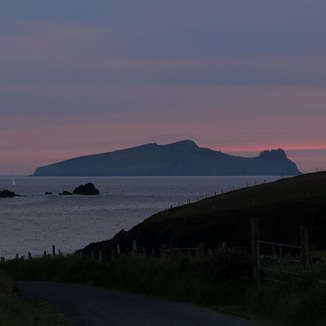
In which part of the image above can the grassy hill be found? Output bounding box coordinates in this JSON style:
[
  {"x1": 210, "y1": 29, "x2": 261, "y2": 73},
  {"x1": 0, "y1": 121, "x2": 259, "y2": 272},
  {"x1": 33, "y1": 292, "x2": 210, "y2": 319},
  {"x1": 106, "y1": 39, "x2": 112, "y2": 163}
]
[{"x1": 78, "y1": 171, "x2": 326, "y2": 257}]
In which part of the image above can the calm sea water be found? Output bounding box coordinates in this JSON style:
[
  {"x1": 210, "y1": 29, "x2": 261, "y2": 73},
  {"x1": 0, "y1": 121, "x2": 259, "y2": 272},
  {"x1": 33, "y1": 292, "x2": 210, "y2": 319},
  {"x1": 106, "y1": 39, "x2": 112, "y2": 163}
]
[{"x1": 0, "y1": 176, "x2": 280, "y2": 258}]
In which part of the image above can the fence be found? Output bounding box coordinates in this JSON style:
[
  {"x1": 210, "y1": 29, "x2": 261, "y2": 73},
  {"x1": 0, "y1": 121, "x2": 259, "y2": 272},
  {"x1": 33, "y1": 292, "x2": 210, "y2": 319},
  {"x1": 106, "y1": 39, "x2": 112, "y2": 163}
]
[
  {"x1": 1, "y1": 219, "x2": 312, "y2": 285},
  {"x1": 251, "y1": 218, "x2": 310, "y2": 283},
  {"x1": 0, "y1": 245, "x2": 65, "y2": 263},
  {"x1": 87, "y1": 242, "x2": 220, "y2": 261}
]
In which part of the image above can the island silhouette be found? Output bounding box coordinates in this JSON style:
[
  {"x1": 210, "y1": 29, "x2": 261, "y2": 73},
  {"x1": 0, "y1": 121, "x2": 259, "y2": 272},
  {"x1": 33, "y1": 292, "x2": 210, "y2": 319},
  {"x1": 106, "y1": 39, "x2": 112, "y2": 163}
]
[{"x1": 33, "y1": 140, "x2": 300, "y2": 176}]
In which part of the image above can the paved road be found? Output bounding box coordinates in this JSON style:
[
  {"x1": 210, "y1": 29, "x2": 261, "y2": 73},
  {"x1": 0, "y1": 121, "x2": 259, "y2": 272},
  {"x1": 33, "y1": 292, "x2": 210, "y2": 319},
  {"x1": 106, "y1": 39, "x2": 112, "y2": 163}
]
[{"x1": 15, "y1": 281, "x2": 263, "y2": 326}]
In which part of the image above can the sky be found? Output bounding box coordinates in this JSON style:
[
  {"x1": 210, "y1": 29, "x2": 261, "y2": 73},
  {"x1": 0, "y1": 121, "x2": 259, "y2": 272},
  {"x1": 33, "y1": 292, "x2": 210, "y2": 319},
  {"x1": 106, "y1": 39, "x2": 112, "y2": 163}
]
[{"x1": 1, "y1": 1, "x2": 326, "y2": 175}]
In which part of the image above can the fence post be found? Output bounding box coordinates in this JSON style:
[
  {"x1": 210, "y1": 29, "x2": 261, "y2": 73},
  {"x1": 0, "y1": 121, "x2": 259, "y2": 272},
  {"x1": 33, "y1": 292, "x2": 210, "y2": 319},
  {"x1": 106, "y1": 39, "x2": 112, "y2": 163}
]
[
  {"x1": 160, "y1": 244, "x2": 167, "y2": 260},
  {"x1": 52, "y1": 245, "x2": 56, "y2": 257},
  {"x1": 132, "y1": 240, "x2": 137, "y2": 257},
  {"x1": 197, "y1": 243, "x2": 205, "y2": 258},
  {"x1": 279, "y1": 245, "x2": 283, "y2": 282},
  {"x1": 251, "y1": 218, "x2": 260, "y2": 283},
  {"x1": 300, "y1": 225, "x2": 310, "y2": 270}
]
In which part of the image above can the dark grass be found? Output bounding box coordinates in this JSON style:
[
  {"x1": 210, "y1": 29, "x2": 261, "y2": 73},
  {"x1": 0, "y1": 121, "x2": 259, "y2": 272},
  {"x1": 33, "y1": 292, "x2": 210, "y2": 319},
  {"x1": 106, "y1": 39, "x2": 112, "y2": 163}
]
[
  {"x1": 2, "y1": 251, "x2": 326, "y2": 326},
  {"x1": 0, "y1": 270, "x2": 73, "y2": 326}
]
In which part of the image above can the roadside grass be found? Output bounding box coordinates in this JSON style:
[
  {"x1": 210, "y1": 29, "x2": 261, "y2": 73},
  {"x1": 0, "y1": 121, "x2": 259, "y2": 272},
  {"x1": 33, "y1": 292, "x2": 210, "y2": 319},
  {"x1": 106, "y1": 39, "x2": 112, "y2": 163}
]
[
  {"x1": 0, "y1": 270, "x2": 73, "y2": 326},
  {"x1": 2, "y1": 251, "x2": 326, "y2": 326}
]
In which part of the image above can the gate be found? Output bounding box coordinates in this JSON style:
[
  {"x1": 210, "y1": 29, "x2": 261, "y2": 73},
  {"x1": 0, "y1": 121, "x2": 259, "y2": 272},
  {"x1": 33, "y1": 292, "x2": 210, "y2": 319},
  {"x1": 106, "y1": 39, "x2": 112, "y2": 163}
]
[{"x1": 251, "y1": 218, "x2": 310, "y2": 283}]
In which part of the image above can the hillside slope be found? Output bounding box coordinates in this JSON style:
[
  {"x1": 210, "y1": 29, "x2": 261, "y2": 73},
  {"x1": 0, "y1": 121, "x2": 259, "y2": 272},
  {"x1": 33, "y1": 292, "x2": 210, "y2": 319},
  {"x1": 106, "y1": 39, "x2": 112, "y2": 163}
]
[
  {"x1": 33, "y1": 140, "x2": 300, "y2": 176},
  {"x1": 77, "y1": 172, "x2": 326, "y2": 257}
]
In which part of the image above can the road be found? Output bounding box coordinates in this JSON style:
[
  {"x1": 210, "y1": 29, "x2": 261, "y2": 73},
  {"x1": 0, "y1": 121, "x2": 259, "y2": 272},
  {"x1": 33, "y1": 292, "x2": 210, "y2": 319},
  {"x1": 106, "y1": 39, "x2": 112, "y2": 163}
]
[{"x1": 15, "y1": 281, "x2": 264, "y2": 326}]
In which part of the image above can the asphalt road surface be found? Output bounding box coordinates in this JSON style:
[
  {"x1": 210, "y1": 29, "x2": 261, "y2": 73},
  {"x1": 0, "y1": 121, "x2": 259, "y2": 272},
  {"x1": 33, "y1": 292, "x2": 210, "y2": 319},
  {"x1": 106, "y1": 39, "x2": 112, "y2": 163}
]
[{"x1": 15, "y1": 281, "x2": 264, "y2": 326}]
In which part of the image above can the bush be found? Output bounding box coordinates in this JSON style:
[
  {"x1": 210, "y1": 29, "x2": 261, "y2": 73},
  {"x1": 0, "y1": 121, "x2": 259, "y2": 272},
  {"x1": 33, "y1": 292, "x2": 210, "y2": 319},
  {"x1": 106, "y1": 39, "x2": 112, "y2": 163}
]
[
  {"x1": 197, "y1": 249, "x2": 251, "y2": 280},
  {"x1": 251, "y1": 272, "x2": 326, "y2": 325}
]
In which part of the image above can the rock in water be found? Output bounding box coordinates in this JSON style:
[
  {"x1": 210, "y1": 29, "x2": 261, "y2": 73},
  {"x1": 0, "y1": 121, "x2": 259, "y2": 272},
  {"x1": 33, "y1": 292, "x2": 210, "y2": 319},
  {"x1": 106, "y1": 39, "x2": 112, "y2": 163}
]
[
  {"x1": 0, "y1": 189, "x2": 19, "y2": 197},
  {"x1": 73, "y1": 183, "x2": 100, "y2": 195},
  {"x1": 59, "y1": 191, "x2": 72, "y2": 196}
]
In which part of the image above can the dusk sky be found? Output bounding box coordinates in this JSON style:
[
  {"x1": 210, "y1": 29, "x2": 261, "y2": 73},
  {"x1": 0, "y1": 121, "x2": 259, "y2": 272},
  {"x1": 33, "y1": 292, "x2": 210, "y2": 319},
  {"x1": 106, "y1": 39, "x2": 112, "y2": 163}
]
[{"x1": 1, "y1": 1, "x2": 326, "y2": 175}]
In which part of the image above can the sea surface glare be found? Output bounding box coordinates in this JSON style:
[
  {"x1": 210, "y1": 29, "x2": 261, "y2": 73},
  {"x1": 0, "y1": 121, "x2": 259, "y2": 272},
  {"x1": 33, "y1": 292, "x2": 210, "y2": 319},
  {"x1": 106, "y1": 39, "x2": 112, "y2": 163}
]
[{"x1": 0, "y1": 176, "x2": 279, "y2": 258}]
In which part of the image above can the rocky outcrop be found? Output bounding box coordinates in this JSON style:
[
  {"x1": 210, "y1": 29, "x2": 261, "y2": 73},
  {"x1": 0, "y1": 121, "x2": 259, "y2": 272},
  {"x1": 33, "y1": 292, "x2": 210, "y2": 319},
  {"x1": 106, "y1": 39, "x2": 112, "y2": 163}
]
[
  {"x1": 58, "y1": 183, "x2": 100, "y2": 196},
  {"x1": 73, "y1": 183, "x2": 100, "y2": 195},
  {"x1": 0, "y1": 189, "x2": 20, "y2": 198},
  {"x1": 59, "y1": 191, "x2": 72, "y2": 196},
  {"x1": 75, "y1": 229, "x2": 126, "y2": 258}
]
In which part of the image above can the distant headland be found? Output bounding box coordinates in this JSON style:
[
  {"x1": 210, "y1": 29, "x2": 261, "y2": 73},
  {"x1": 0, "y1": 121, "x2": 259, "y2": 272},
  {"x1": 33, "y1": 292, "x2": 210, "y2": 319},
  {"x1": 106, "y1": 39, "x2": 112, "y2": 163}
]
[{"x1": 32, "y1": 140, "x2": 301, "y2": 176}]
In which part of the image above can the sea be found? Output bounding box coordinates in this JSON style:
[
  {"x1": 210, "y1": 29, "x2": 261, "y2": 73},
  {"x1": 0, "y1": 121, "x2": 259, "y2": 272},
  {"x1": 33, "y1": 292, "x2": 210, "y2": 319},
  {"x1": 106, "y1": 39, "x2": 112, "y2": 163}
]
[{"x1": 0, "y1": 176, "x2": 281, "y2": 259}]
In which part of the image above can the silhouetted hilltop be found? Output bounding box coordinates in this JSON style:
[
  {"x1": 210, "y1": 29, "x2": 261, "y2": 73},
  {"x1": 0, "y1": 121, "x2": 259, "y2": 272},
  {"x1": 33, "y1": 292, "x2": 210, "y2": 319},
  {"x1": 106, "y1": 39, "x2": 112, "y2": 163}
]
[{"x1": 33, "y1": 140, "x2": 300, "y2": 176}]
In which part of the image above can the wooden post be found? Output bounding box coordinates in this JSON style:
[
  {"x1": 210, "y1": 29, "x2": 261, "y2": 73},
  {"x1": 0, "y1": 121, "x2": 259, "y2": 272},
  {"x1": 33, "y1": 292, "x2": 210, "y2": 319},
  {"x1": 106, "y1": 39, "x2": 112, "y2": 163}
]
[
  {"x1": 52, "y1": 245, "x2": 56, "y2": 257},
  {"x1": 251, "y1": 218, "x2": 260, "y2": 283},
  {"x1": 132, "y1": 240, "x2": 137, "y2": 257},
  {"x1": 197, "y1": 243, "x2": 205, "y2": 258},
  {"x1": 300, "y1": 225, "x2": 310, "y2": 270},
  {"x1": 279, "y1": 245, "x2": 283, "y2": 282},
  {"x1": 160, "y1": 244, "x2": 167, "y2": 260}
]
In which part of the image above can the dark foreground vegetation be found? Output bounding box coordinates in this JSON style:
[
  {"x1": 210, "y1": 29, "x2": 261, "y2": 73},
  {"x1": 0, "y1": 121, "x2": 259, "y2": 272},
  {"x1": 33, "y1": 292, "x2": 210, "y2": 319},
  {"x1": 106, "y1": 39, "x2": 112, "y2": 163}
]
[
  {"x1": 0, "y1": 269, "x2": 72, "y2": 326},
  {"x1": 2, "y1": 252, "x2": 326, "y2": 326}
]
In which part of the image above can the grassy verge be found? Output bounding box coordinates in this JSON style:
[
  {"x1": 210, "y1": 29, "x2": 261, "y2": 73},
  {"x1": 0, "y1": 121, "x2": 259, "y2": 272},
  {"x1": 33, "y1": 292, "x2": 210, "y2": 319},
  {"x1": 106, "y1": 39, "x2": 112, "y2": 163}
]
[
  {"x1": 2, "y1": 251, "x2": 326, "y2": 326},
  {"x1": 0, "y1": 270, "x2": 73, "y2": 326}
]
